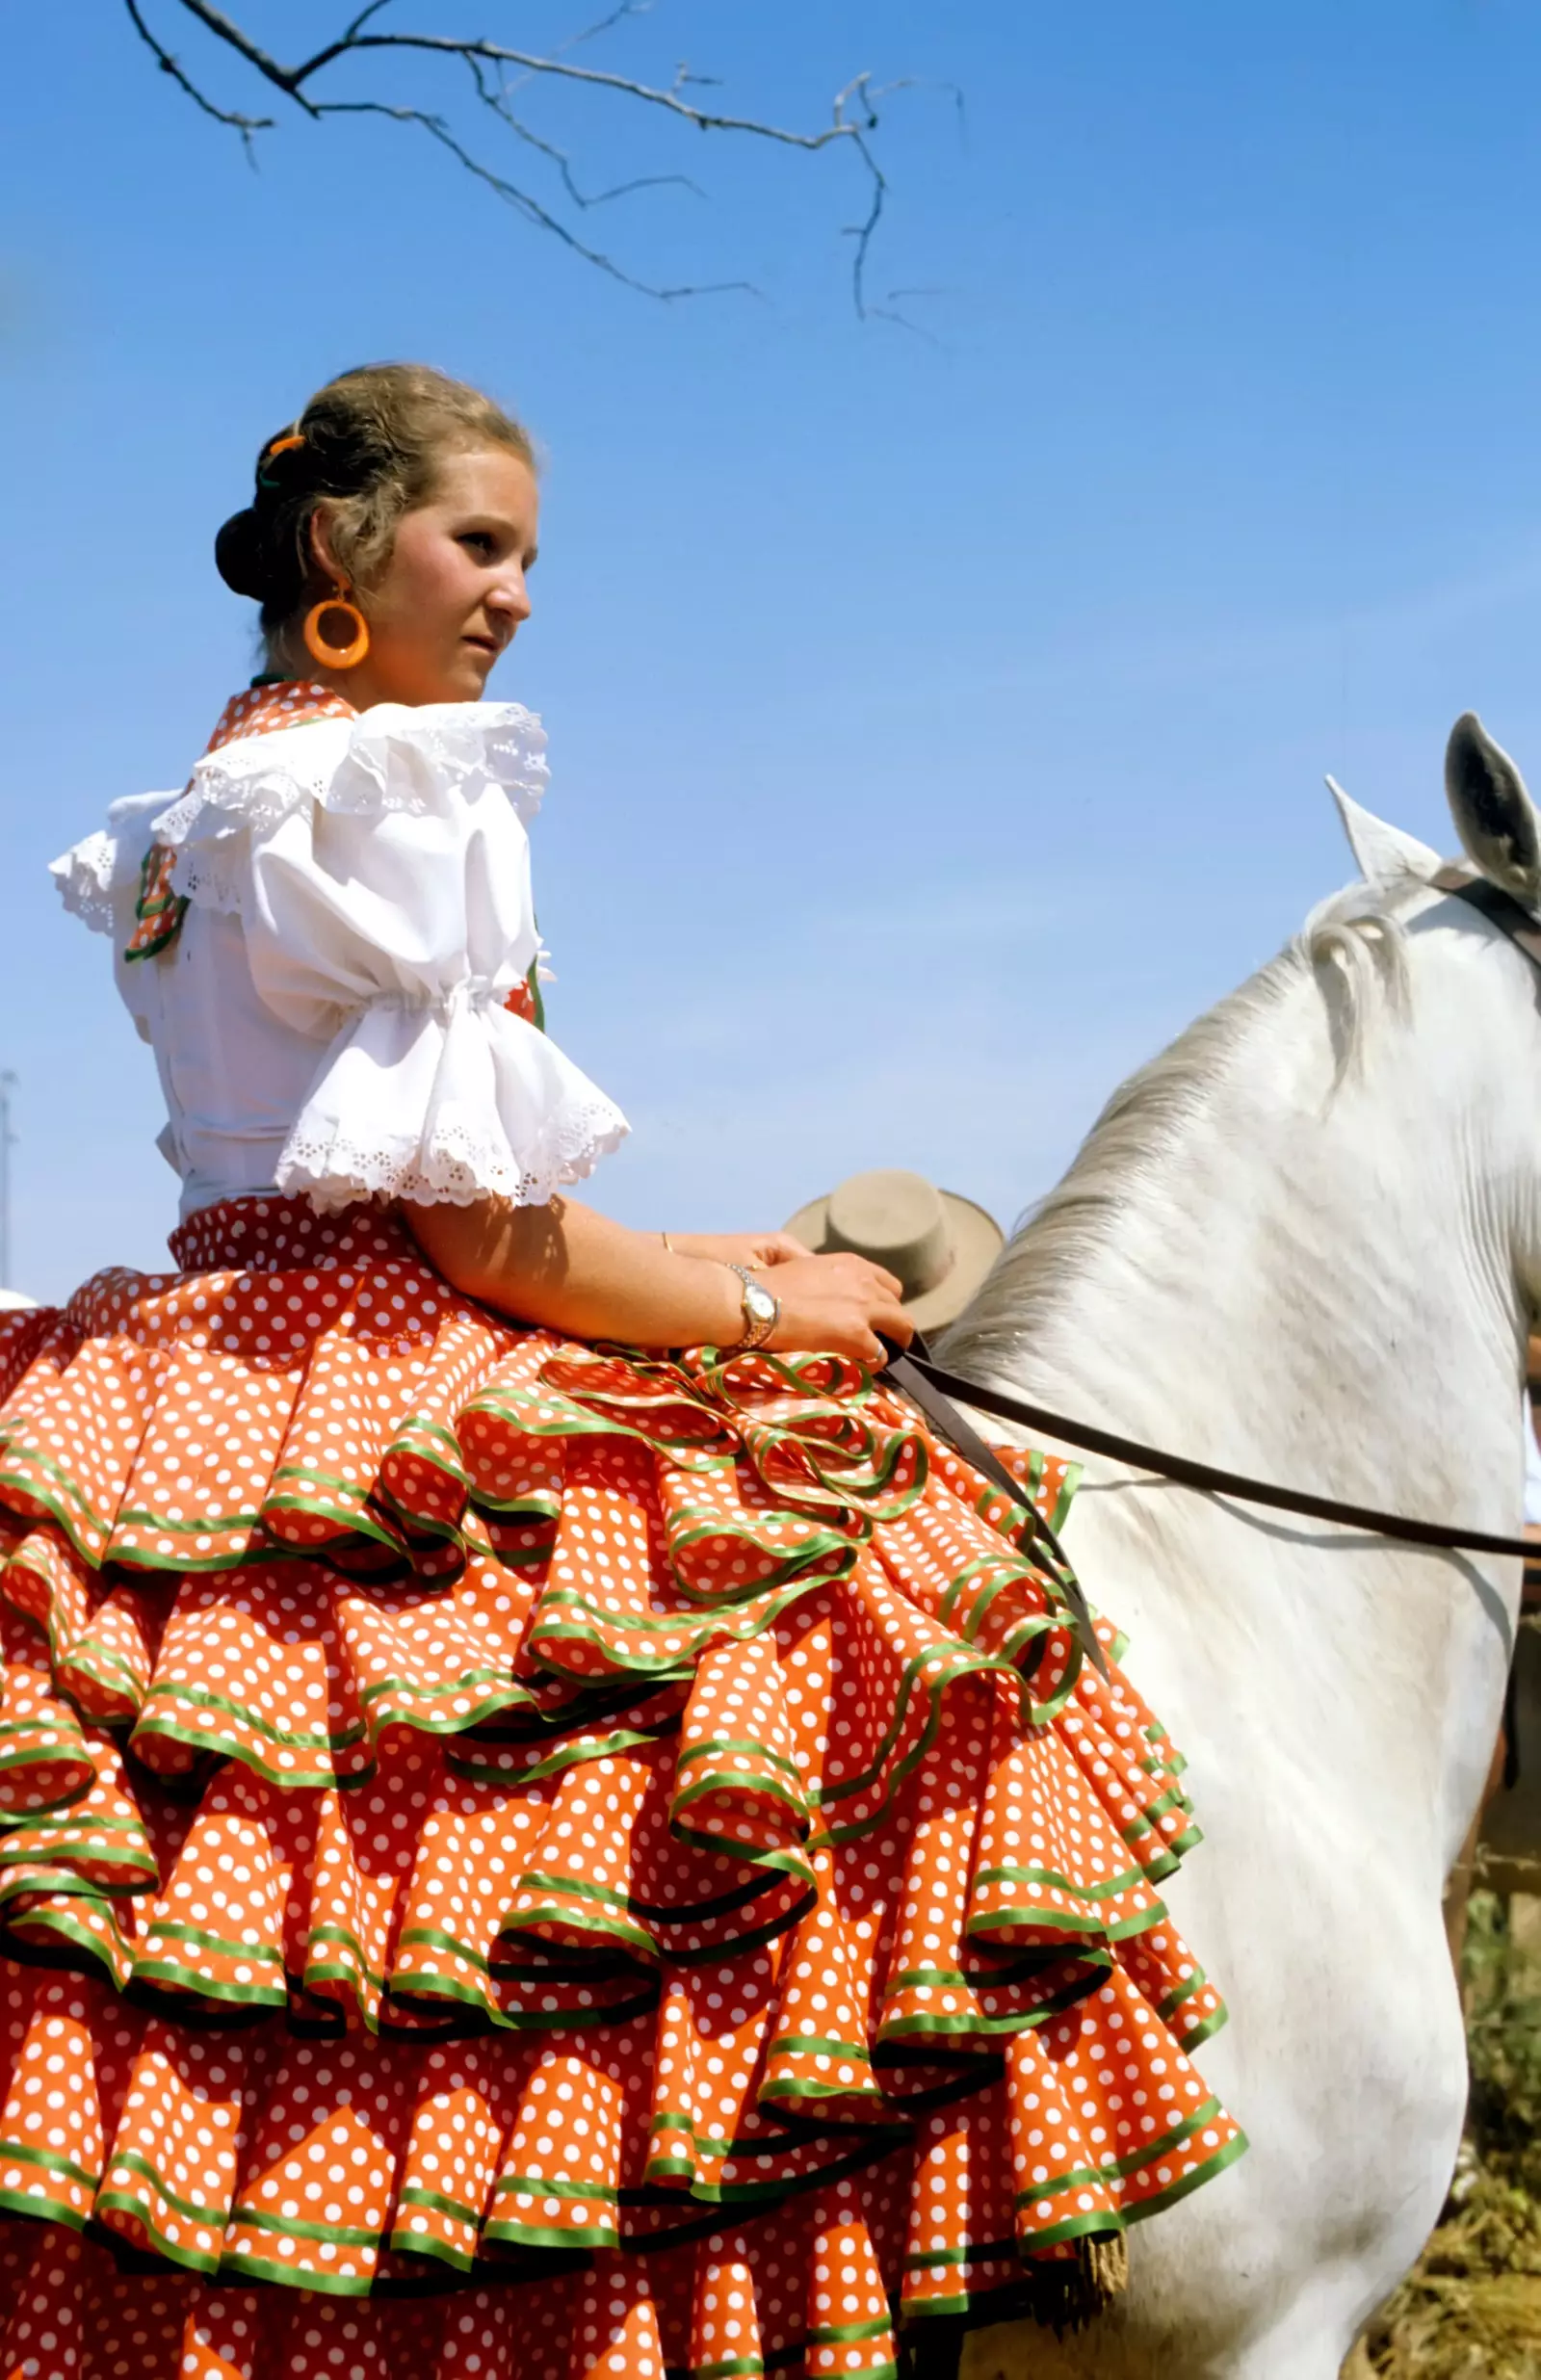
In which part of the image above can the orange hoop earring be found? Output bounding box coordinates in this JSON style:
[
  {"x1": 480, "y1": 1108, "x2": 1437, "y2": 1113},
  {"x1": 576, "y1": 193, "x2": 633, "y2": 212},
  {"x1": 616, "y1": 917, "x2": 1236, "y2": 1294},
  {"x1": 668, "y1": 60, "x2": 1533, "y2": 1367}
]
[{"x1": 302, "y1": 584, "x2": 370, "y2": 671}]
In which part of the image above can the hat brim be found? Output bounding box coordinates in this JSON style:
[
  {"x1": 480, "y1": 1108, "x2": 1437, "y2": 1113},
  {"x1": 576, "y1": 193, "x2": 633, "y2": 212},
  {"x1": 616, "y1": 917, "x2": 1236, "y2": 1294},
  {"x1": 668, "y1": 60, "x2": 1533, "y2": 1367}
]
[{"x1": 781, "y1": 1188, "x2": 1006, "y2": 1334}]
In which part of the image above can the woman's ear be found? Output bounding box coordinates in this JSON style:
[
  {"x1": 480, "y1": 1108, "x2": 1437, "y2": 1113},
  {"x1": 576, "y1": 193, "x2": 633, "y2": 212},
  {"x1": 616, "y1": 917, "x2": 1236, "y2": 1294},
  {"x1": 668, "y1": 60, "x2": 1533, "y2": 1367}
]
[
  {"x1": 1446, "y1": 712, "x2": 1541, "y2": 912},
  {"x1": 306, "y1": 501, "x2": 345, "y2": 588}
]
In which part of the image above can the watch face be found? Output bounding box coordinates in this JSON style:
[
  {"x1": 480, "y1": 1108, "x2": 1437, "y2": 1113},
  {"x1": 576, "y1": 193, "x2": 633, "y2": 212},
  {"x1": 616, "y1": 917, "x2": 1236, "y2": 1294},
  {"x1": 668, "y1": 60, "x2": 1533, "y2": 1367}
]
[{"x1": 745, "y1": 1278, "x2": 776, "y2": 1324}]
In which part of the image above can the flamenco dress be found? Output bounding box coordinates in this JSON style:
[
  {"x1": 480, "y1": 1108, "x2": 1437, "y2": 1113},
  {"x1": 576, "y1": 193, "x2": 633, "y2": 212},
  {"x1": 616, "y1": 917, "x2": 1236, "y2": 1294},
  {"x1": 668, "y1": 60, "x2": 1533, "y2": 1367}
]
[{"x1": 0, "y1": 681, "x2": 1244, "y2": 2379}]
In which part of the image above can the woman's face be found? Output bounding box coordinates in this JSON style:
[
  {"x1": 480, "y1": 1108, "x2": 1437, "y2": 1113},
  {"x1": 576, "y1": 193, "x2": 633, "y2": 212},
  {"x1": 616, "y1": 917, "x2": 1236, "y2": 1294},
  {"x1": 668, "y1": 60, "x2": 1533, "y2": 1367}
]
[{"x1": 312, "y1": 445, "x2": 540, "y2": 707}]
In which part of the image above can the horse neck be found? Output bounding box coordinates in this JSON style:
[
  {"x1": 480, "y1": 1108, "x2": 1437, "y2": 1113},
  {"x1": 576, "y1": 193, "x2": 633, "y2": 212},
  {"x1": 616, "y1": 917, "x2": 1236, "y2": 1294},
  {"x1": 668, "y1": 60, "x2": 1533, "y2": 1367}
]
[
  {"x1": 948, "y1": 910, "x2": 1536, "y2": 1845},
  {"x1": 968, "y1": 919, "x2": 1531, "y2": 1510}
]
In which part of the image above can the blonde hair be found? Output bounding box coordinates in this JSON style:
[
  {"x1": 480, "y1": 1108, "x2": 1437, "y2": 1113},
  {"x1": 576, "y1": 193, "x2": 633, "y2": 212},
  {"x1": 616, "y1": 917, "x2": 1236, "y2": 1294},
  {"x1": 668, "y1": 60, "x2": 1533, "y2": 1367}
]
[{"x1": 215, "y1": 361, "x2": 535, "y2": 668}]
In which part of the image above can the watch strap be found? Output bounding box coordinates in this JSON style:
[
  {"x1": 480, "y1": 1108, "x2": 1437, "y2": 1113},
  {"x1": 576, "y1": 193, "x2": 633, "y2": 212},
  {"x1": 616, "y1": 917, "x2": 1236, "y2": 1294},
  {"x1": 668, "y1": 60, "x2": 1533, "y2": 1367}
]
[{"x1": 723, "y1": 1263, "x2": 778, "y2": 1352}]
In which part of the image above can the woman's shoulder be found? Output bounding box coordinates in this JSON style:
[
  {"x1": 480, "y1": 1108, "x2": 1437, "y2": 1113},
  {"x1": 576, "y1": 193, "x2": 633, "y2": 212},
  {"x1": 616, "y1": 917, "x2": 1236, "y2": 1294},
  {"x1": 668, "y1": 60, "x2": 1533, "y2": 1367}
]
[{"x1": 158, "y1": 693, "x2": 550, "y2": 852}]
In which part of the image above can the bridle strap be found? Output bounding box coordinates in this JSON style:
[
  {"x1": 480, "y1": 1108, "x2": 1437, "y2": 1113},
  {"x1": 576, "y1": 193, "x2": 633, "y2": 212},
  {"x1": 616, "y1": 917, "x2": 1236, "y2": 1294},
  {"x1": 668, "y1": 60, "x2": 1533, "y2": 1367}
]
[
  {"x1": 881, "y1": 1340, "x2": 1109, "y2": 1678},
  {"x1": 889, "y1": 1348, "x2": 1540, "y2": 1563},
  {"x1": 879, "y1": 865, "x2": 1541, "y2": 1574},
  {"x1": 1431, "y1": 862, "x2": 1541, "y2": 971}
]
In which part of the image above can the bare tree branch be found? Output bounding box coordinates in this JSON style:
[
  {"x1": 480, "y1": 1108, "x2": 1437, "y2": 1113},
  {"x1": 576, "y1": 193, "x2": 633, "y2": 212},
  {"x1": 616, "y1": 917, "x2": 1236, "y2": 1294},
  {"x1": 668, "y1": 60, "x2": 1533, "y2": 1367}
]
[
  {"x1": 121, "y1": 0, "x2": 271, "y2": 144},
  {"x1": 326, "y1": 97, "x2": 749, "y2": 301},
  {"x1": 115, "y1": 1, "x2": 902, "y2": 309},
  {"x1": 461, "y1": 51, "x2": 706, "y2": 218}
]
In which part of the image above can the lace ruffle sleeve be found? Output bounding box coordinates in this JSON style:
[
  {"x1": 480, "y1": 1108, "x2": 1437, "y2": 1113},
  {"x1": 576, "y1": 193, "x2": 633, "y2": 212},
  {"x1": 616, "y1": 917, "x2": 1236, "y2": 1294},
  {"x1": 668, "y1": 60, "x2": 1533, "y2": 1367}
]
[
  {"x1": 49, "y1": 792, "x2": 171, "y2": 935},
  {"x1": 170, "y1": 703, "x2": 626, "y2": 1212},
  {"x1": 51, "y1": 791, "x2": 181, "y2": 1047}
]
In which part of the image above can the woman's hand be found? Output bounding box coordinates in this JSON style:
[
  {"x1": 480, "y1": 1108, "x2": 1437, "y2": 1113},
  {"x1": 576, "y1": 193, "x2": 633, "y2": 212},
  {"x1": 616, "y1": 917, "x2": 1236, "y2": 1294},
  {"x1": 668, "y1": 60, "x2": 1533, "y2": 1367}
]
[
  {"x1": 666, "y1": 1230, "x2": 811, "y2": 1269},
  {"x1": 405, "y1": 1196, "x2": 909, "y2": 1362},
  {"x1": 761, "y1": 1252, "x2": 914, "y2": 1364}
]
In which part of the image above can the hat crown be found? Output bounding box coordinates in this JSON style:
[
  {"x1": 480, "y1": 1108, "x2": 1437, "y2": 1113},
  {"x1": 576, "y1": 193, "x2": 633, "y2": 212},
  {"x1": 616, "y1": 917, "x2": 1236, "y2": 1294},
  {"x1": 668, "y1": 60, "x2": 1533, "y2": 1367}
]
[{"x1": 824, "y1": 1169, "x2": 953, "y2": 1298}]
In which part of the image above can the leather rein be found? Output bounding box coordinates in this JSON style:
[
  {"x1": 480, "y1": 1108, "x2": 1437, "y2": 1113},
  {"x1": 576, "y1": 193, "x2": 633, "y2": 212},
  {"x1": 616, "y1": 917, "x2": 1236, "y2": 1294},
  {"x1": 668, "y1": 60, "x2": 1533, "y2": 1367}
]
[{"x1": 881, "y1": 867, "x2": 1541, "y2": 1666}]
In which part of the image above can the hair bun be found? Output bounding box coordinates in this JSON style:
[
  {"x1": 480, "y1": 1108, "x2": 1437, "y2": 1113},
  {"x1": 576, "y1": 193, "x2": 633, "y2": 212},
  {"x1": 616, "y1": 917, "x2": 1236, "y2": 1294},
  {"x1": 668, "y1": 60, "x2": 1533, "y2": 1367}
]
[{"x1": 214, "y1": 507, "x2": 273, "y2": 601}]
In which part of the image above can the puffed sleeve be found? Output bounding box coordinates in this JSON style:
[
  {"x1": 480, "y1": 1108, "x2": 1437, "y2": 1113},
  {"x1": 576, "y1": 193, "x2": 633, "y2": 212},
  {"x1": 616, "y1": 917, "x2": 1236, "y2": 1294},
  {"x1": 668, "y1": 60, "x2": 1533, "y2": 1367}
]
[
  {"x1": 154, "y1": 701, "x2": 629, "y2": 1212},
  {"x1": 49, "y1": 790, "x2": 176, "y2": 1046}
]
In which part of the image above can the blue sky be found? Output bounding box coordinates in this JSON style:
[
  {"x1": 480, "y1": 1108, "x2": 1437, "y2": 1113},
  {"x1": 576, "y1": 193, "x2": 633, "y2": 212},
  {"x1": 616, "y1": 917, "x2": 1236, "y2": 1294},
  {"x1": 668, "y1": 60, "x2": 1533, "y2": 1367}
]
[{"x1": 4, "y1": 1, "x2": 1541, "y2": 1300}]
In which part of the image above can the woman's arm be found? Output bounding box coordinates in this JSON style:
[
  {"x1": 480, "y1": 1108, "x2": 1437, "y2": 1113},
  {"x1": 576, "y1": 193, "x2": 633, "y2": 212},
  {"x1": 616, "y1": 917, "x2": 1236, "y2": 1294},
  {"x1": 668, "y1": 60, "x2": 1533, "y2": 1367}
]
[{"x1": 404, "y1": 1194, "x2": 911, "y2": 1361}]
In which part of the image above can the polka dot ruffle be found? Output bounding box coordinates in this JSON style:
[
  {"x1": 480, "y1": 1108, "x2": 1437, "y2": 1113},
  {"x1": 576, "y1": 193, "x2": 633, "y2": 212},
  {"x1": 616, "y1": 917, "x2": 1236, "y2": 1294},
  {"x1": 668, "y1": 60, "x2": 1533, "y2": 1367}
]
[{"x1": 0, "y1": 1194, "x2": 1244, "y2": 2369}]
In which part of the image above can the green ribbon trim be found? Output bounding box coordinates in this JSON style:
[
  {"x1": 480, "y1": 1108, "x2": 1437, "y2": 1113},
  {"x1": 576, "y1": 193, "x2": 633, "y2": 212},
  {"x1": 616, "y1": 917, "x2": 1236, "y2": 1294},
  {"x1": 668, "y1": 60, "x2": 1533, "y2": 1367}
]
[
  {"x1": 676, "y1": 1735, "x2": 801, "y2": 1780},
  {"x1": 760, "y1": 2076, "x2": 890, "y2": 2107},
  {"x1": 0, "y1": 1902, "x2": 132, "y2": 1987},
  {"x1": 135, "y1": 1678, "x2": 342, "y2": 1755},
  {"x1": 973, "y1": 1857, "x2": 1149, "y2": 1901},
  {"x1": 107, "y1": 1502, "x2": 261, "y2": 1542},
  {"x1": 394, "y1": 1932, "x2": 659, "y2": 2028},
  {"x1": 1154, "y1": 1965, "x2": 1210, "y2": 2021},
  {"x1": 901, "y1": 2235, "x2": 1017, "y2": 2272},
  {"x1": 664, "y1": 1520, "x2": 856, "y2": 1607},
  {"x1": 967, "y1": 1895, "x2": 1165, "y2": 1945},
  {"x1": 0, "y1": 2184, "x2": 84, "y2": 2230},
  {"x1": 387, "y1": 2224, "x2": 474, "y2": 2272},
  {"x1": 395, "y1": 1922, "x2": 491, "y2": 1977},
  {"x1": 671, "y1": 1769, "x2": 808, "y2": 1826},
  {"x1": 488, "y1": 1983, "x2": 661, "y2": 2032},
  {"x1": 130, "y1": 1958, "x2": 286, "y2": 2008},
  {"x1": 508, "y1": 1896, "x2": 654, "y2": 1959},
  {"x1": 358, "y1": 1664, "x2": 513, "y2": 1712},
  {"x1": 517, "y1": 1869, "x2": 627, "y2": 1915},
  {"x1": 218, "y1": 2244, "x2": 372, "y2": 2296},
  {"x1": 92, "y1": 2196, "x2": 223, "y2": 2274},
  {"x1": 492, "y1": 2171, "x2": 617, "y2": 2205},
  {"x1": 938, "y1": 1551, "x2": 1026, "y2": 1628},
  {"x1": 647, "y1": 2109, "x2": 738, "y2": 2160},
  {"x1": 56, "y1": 1639, "x2": 144, "y2": 1703},
  {"x1": 0, "y1": 1447, "x2": 112, "y2": 1556},
  {"x1": 1172, "y1": 2002, "x2": 1229, "y2": 2053},
  {"x1": 0, "y1": 2136, "x2": 97, "y2": 2190},
  {"x1": 1119, "y1": 2128, "x2": 1248, "y2": 2223},
  {"x1": 813, "y1": 1637, "x2": 1015, "y2": 1820},
  {"x1": 226, "y1": 2200, "x2": 379, "y2": 2250},
  {"x1": 395, "y1": 2182, "x2": 483, "y2": 2225},
  {"x1": 1011, "y1": 2096, "x2": 1228, "y2": 2204},
  {"x1": 446, "y1": 1724, "x2": 666, "y2": 1789},
  {"x1": 305, "y1": 1923, "x2": 385, "y2": 1994},
  {"x1": 261, "y1": 1488, "x2": 403, "y2": 1558},
  {"x1": 0, "y1": 1738, "x2": 91, "y2": 1778},
  {"x1": 877, "y1": 1968, "x2": 1106, "y2": 2042},
  {"x1": 127, "y1": 1716, "x2": 339, "y2": 1792},
  {"x1": 0, "y1": 1832, "x2": 152, "y2": 1882},
  {"x1": 766, "y1": 2033, "x2": 875, "y2": 2067},
  {"x1": 813, "y1": 1645, "x2": 1022, "y2": 1855},
  {"x1": 99, "y1": 2147, "x2": 230, "y2": 2228},
  {"x1": 139, "y1": 1917, "x2": 284, "y2": 1970},
  {"x1": 483, "y1": 2214, "x2": 620, "y2": 2250},
  {"x1": 387, "y1": 1410, "x2": 467, "y2": 1463}
]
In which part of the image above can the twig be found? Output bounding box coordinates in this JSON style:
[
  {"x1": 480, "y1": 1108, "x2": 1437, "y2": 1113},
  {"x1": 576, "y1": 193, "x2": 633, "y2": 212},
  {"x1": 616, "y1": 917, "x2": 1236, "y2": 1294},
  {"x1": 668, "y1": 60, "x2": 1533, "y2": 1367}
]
[
  {"x1": 121, "y1": 0, "x2": 271, "y2": 144},
  {"x1": 118, "y1": 1, "x2": 901, "y2": 308},
  {"x1": 326, "y1": 99, "x2": 748, "y2": 301}
]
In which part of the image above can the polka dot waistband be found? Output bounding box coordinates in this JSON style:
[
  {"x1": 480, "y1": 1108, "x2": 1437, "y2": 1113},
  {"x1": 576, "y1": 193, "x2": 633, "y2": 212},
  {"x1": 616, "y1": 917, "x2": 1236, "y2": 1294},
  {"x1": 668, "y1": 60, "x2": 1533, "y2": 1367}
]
[{"x1": 168, "y1": 1194, "x2": 409, "y2": 1278}]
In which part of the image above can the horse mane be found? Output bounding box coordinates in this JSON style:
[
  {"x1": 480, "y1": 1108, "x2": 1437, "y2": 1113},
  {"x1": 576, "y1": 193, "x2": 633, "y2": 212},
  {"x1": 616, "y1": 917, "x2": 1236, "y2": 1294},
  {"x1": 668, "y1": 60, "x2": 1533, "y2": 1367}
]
[{"x1": 941, "y1": 882, "x2": 1414, "y2": 1370}]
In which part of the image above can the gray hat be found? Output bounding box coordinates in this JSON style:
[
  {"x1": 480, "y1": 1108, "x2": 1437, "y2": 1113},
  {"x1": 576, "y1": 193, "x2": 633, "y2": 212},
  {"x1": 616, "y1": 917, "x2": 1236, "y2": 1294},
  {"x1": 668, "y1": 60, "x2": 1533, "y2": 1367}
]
[{"x1": 783, "y1": 1168, "x2": 1005, "y2": 1334}]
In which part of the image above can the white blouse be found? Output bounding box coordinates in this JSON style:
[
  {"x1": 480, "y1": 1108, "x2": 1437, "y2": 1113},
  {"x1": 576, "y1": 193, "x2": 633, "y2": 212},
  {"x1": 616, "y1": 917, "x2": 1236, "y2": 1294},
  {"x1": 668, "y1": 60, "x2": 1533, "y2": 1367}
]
[{"x1": 51, "y1": 701, "x2": 629, "y2": 1219}]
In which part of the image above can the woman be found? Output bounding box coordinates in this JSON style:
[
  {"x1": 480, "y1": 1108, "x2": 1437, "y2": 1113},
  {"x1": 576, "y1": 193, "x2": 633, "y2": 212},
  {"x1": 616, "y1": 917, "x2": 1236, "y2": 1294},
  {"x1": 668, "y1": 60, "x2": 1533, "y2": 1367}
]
[{"x1": 0, "y1": 364, "x2": 1241, "y2": 2377}]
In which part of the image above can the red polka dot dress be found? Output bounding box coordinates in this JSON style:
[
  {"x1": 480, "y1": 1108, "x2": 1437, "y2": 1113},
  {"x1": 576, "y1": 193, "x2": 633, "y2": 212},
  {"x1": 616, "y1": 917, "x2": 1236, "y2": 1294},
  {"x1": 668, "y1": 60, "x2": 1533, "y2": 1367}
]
[{"x1": 0, "y1": 686, "x2": 1245, "y2": 2375}]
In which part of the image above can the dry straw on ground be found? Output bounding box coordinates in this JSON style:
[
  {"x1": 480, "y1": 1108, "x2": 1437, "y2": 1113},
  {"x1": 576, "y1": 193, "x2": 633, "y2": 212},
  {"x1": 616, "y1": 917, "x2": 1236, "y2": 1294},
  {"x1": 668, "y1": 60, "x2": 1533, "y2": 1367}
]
[{"x1": 1345, "y1": 1891, "x2": 1541, "y2": 2379}]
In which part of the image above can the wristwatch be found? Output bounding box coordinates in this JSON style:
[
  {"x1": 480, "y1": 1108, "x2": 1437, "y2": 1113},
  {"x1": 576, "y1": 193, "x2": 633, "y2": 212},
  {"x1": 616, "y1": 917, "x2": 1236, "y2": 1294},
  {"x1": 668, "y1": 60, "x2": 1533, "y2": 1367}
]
[{"x1": 724, "y1": 1263, "x2": 779, "y2": 1352}]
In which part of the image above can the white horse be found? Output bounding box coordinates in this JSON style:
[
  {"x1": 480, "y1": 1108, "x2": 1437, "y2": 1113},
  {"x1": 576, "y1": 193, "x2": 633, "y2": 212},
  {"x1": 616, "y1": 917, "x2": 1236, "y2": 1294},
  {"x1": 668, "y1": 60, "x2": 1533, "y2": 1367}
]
[{"x1": 942, "y1": 716, "x2": 1540, "y2": 2379}]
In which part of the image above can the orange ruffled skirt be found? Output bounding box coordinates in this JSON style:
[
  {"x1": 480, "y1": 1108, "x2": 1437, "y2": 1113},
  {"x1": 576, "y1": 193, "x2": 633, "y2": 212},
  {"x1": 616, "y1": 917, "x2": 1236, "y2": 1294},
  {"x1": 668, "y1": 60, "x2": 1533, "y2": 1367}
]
[{"x1": 0, "y1": 1197, "x2": 1242, "y2": 2378}]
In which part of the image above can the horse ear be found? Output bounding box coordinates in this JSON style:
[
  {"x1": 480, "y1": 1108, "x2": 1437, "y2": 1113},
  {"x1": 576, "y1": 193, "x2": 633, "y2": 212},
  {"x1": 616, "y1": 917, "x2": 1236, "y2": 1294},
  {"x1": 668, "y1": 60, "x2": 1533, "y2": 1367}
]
[
  {"x1": 1325, "y1": 775, "x2": 1441, "y2": 889},
  {"x1": 1445, "y1": 712, "x2": 1541, "y2": 910}
]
